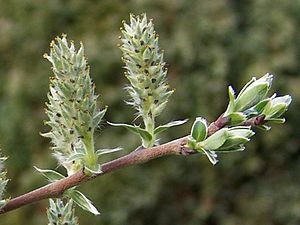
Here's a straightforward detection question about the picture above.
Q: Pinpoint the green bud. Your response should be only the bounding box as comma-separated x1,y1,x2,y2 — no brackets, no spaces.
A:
218,126,255,150
190,126,254,165
235,73,273,111
263,95,292,120
225,73,273,116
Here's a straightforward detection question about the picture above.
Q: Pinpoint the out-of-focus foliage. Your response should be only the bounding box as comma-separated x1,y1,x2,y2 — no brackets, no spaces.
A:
0,0,299,225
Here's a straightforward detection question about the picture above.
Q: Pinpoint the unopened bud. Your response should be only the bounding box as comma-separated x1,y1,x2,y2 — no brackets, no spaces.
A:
235,73,273,111
264,95,292,120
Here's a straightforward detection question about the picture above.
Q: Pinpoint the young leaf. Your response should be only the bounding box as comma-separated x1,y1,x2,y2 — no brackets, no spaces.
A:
217,145,245,153
107,122,153,146
154,119,188,135
224,86,236,115
68,190,100,215
257,124,271,131
217,137,250,150
95,147,122,156
202,149,219,165
227,126,254,138
137,128,153,144
265,118,286,123
84,164,102,175
253,98,271,114
107,122,142,134
190,117,208,142
34,167,65,182
202,128,228,150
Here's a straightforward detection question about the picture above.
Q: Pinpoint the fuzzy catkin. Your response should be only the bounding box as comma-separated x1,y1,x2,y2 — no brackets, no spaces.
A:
47,199,78,225
120,14,173,131
0,156,8,208
43,35,105,175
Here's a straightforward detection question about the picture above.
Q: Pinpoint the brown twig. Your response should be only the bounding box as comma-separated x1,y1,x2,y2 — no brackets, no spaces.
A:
243,115,265,126
0,114,254,215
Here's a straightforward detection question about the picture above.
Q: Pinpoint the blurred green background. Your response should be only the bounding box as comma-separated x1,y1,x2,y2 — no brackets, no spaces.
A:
0,0,299,224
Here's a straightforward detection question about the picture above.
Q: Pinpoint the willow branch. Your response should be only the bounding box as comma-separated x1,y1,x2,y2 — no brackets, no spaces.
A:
0,115,245,215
